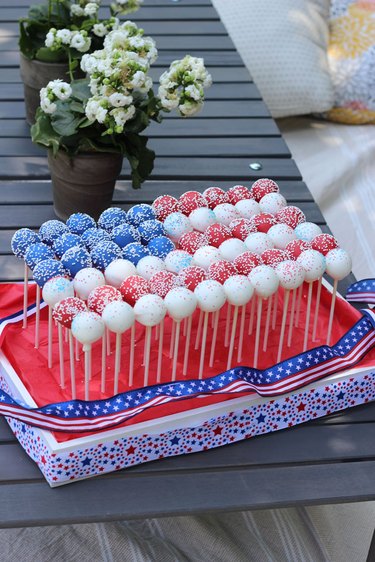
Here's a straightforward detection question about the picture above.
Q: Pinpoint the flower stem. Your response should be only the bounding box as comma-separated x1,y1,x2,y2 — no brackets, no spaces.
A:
68,49,74,81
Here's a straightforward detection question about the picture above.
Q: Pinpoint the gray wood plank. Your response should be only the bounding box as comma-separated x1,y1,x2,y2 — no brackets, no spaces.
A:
0,0,213,5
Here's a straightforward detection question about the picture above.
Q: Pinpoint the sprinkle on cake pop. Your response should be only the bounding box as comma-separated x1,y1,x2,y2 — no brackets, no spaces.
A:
250,178,279,202
294,222,322,242
126,204,155,227
66,213,96,235
104,259,137,288
24,242,54,269
61,246,92,277
179,231,207,254
81,227,111,251
267,224,296,249
194,279,226,312
248,265,279,298
53,297,87,329
136,255,166,280
261,248,289,268
244,232,274,255
91,240,122,270
165,287,197,321
205,223,232,247
325,248,352,280
202,187,228,209
138,219,165,244
189,207,216,232
275,260,305,290
297,249,326,282
71,311,105,349
147,236,175,259
213,203,239,226
276,206,306,229
53,233,83,259
134,294,167,326
176,266,207,291
120,275,150,306
122,242,150,265
39,220,68,246
73,267,105,300
178,191,207,216
227,185,251,204
311,233,339,255
152,195,179,221
11,228,40,258
285,239,311,260
234,198,261,219
165,250,194,273
98,207,127,231
42,276,74,308
229,218,256,241
208,260,237,284
149,270,176,297
163,212,193,242
251,212,277,233
224,275,254,306
87,284,122,315
233,251,263,275
193,245,222,270
219,238,247,261
111,223,140,248
33,258,66,287
259,192,287,215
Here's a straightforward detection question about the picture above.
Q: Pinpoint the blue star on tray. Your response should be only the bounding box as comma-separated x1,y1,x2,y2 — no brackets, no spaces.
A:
170,436,180,446
82,456,92,466
256,413,266,424
337,391,345,400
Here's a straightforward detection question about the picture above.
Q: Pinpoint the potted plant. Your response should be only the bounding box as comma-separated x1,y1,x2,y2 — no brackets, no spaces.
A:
31,22,212,219
19,0,143,123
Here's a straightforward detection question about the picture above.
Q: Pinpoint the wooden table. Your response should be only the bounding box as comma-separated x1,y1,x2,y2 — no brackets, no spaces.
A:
0,0,374,529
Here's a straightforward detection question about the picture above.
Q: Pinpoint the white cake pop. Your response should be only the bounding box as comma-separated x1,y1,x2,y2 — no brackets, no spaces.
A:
42,276,74,307
189,207,216,232
244,232,274,255
105,259,136,288
235,199,261,219
134,294,167,326
275,260,305,290
165,250,193,273
267,224,296,249
136,255,166,280
219,238,247,261
163,212,193,242
294,222,322,243
193,245,222,270
325,248,352,280
73,267,105,300
194,279,226,312
297,249,326,282
213,203,240,226
164,287,197,320
102,300,135,333
259,192,287,215
249,265,279,297
224,275,254,306
71,311,105,351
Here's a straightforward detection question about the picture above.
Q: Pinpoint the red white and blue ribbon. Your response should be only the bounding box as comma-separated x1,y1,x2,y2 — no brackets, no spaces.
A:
0,310,374,433
346,279,375,305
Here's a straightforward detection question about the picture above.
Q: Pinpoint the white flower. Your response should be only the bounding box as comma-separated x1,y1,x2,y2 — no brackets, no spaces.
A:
45,30,55,49
85,99,100,121
110,105,136,127
185,84,202,102
56,29,72,45
51,80,72,101
70,4,84,16
160,97,179,111
40,96,57,114
137,75,152,93
179,100,202,117
130,70,146,89
109,92,133,107
96,106,108,123
84,2,98,16
70,32,91,53
80,54,98,74
93,23,108,37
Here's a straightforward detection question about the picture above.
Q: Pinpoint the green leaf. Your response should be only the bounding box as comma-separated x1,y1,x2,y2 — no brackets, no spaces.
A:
51,102,81,136
124,134,155,189
71,79,91,102
31,109,61,156
35,47,67,63
18,21,34,59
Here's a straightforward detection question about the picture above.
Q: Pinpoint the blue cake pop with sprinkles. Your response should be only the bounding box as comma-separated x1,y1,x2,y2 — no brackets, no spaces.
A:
126,204,155,227
138,219,165,244
91,240,122,270
11,228,40,258
98,207,127,232
81,227,111,251
61,246,92,277
147,236,175,259
111,223,140,248
66,213,96,235
24,243,55,269
53,233,83,259
39,220,68,246
122,242,150,265
33,258,66,287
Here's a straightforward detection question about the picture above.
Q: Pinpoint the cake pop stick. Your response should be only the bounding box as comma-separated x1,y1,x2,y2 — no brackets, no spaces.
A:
157,319,164,382
23,262,28,329
287,288,297,348
106,328,111,356
129,325,135,387
57,324,65,389
248,296,256,335
101,334,106,388
171,321,180,381
224,304,232,347
170,319,176,359
262,297,273,352
254,297,263,369
195,309,204,350
237,305,247,363
199,312,209,379
35,285,41,349
210,310,220,367
272,292,278,330
183,315,193,376
295,284,303,327
277,290,289,363
325,249,352,346
312,277,323,342
68,331,76,399
226,306,239,370
143,326,152,387
48,306,53,369
303,282,313,352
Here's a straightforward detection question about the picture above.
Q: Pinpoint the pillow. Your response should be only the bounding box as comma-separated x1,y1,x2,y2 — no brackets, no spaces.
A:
211,0,334,118
326,0,375,124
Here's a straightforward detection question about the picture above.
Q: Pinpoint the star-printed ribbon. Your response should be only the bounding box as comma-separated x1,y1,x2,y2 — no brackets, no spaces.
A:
346,279,375,305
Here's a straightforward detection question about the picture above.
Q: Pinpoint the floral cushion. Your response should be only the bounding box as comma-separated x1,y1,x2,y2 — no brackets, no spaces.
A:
327,0,375,124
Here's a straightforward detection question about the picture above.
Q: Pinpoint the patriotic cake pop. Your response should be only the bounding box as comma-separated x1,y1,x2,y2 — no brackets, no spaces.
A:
295,222,322,242
285,239,311,260
193,245,222,270
224,275,254,369
205,223,232,247
267,223,296,249
179,231,207,254
234,199,261,220
261,248,289,268
165,250,193,273
66,213,96,235
227,185,251,204
126,204,155,227
164,212,193,242
165,287,197,321
53,233,83,259
111,223,140,248
73,267,105,300
88,284,122,315
325,248,352,346
208,260,237,284
311,233,339,255
152,195,178,221
233,251,262,275
42,276,74,307
249,265,279,299
136,255,166,280
104,259,136,288
244,232,274,255
138,219,165,244
149,270,176,297
81,227,110,251
251,212,277,233
98,207,127,231
61,246,92,277
122,242,149,265
91,241,122,270
229,218,255,241
71,311,105,348
194,279,226,312
213,203,239,226
39,220,68,245
147,236,175,259
33,259,65,287
189,207,216,232
11,228,40,258
276,206,306,229
219,238,247,261
53,297,87,328
297,249,326,282
120,275,150,306
24,243,54,269
202,186,228,208
250,178,279,202
259,192,287,215
178,191,207,215
176,266,207,291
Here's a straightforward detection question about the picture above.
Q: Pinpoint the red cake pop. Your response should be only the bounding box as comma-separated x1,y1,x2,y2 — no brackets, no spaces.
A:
229,218,256,241
176,266,207,291
120,275,150,306
178,191,207,216
149,270,176,298
276,206,306,229
250,178,279,202
179,231,208,254
203,187,228,209
233,252,262,275
311,233,339,255
227,185,251,205
87,285,122,314
152,195,178,221
205,223,232,247
285,239,311,260
52,297,87,329
251,212,277,233
261,248,289,268
208,260,237,284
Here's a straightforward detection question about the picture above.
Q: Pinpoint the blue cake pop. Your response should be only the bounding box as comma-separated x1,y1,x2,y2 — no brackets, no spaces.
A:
53,233,83,259
91,241,122,271
138,219,165,244
39,220,68,246
111,223,140,248
24,243,55,269
147,236,175,259
122,242,150,265
81,227,111,251
11,228,41,259
66,213,96,235
98,207,127,232
126,204,155,227
33,258,66,287
61,246,92,277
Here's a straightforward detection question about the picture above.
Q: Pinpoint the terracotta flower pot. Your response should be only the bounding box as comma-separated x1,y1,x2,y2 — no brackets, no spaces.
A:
48,150,124,221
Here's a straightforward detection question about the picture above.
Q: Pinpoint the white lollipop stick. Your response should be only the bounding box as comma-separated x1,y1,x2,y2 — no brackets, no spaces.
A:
183,315,193,376
209,310,220,368
75,337,79,361
172,321,181,381
198,311,209,379
157,319,164,383
48,306,53,369
155,324,159,341
113,333,122,395
262,297,272,352
248,297,256,335
277,289,290,363
84,346,91,401
64,327,68,343
68,331,76,400
312,277,322,342
272,291,278,330
195,309,203,350
253,297,263,369
226,305,239,370
224,304,232,347
143,326,152,387
34,285,40,349
326,279,338,346
236,305,246,363
295,284,303,327
287,288,297,348
169,319,176,359
129,324,135,387
106,328,111,356
101,333,106,392
23,262,28,329
303,282,313,352
57,324,65,389
183,318,187,337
